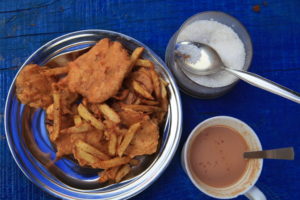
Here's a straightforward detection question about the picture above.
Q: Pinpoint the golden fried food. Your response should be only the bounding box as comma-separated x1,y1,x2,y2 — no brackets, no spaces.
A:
60,123,93,134
122,91,137,104
135,59,154,68
117,122,141,157
16,64,53,109
130,68,153,94
125,120,159,158
56,80,78,114
93,156,131,169
113,89,129,100
55,129,103,158
129,159,140,166
120,103,163,113
150,69,161,99
140,99,159,105
43,65,69,76
77,104,104,130
73,140,110,167
99,166,120,183
73,115,83,126
98,104,121,123
51,88,61,141
55,132,86,158
108,131,117,156
67,38,132,103
132,81,154,100
115,164,131,182
15,38,169,184
118,109,148,127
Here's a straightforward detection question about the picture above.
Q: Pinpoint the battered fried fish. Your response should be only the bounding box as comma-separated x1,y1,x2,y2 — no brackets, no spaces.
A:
125,120,159,157
55,129,103,158
67,38,132,103
16,64,53,109
118,109,149,127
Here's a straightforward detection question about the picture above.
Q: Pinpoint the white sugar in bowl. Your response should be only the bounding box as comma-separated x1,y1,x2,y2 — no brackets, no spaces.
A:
165,11,253,98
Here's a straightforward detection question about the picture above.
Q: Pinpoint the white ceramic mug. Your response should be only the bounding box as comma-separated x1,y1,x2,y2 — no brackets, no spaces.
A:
181,116,266,200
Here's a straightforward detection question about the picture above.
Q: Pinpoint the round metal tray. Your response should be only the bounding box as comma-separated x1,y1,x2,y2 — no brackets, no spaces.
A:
5,30,182,199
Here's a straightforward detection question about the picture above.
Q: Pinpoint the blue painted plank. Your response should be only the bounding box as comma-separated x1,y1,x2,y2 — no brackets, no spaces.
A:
1,0,300,199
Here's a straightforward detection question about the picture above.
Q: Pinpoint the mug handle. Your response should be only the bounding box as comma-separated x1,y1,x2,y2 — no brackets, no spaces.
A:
244,186,266,200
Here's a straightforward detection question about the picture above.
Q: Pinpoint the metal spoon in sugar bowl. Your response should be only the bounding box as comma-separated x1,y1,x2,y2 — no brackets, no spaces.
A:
175,41,300,104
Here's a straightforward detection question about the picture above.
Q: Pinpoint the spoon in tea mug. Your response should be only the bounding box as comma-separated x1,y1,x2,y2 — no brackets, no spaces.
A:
244,147,294,160
175,41,300,104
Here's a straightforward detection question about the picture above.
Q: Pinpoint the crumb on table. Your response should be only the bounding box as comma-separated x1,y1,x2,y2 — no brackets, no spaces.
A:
252,5,261,12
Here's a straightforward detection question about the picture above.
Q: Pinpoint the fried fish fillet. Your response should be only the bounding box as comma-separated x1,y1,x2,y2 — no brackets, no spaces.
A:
16,64,53,109
125,120,159,157
118,109,149,127
55,129,103,158
67,38,132,103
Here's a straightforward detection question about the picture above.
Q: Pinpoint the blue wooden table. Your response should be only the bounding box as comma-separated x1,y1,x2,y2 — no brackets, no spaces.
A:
1,0,300,199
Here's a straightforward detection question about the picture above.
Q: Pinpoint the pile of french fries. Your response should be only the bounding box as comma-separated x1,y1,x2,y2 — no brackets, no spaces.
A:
45,47,169,184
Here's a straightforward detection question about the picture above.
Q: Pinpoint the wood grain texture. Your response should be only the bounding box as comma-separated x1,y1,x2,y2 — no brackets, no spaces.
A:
1,0,300,199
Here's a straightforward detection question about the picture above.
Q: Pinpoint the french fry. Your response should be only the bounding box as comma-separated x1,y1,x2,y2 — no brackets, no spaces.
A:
160,78,169,86
155,78,169,123
60,123,93,134
132,80,154,100
108,132,117,156
46,104,54,120
99,166,120,183
160,79,168,112
78,104,104,130
73,146,100,166
77,140,110,160
129,159,140,166
98,104,121,123
51,88,61,141
94,156,131,169
43,66,69,76
150,70,161,99
137,68,152,82
133,97,141,105
140,99,160,105
117,122,141,157
135,59,154,68
115,164,131,183
130,47,144,67
107,166,120,180
117,135,123,146
98,171,109,183
121,104,162,113
73,140,110,167
73,115,82,126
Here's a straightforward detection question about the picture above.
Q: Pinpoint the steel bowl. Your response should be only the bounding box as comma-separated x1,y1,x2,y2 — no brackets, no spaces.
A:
165,11,253,99
5,30,182,199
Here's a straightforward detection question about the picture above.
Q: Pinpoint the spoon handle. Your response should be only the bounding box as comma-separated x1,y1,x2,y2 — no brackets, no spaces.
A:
225,68,300,104
244,147,294,160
